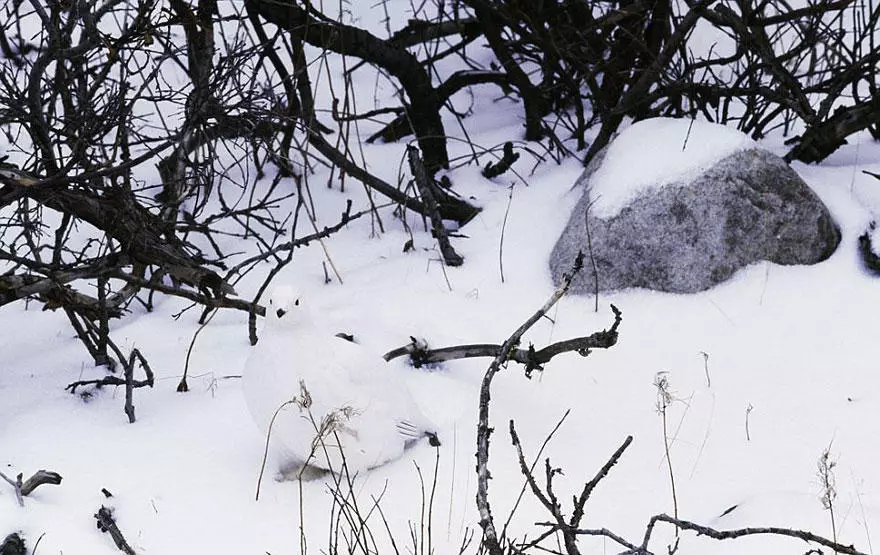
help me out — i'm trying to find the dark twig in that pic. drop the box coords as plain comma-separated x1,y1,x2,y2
509,424,633,555
123,350,149,423
407,146,463,267
509,422,569,548
632,514,870,555
482,142,520,179
501,410,571,544
498,185,514,284
570,436,633,527
66,348,155,421
95,506,136,555
383,305,621,374
178,308,220,392
96,274,111,367
65,372,154,394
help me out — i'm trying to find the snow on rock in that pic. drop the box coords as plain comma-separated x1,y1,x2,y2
589,117,757,218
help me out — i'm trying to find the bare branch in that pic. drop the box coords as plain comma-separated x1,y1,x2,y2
0,469,62,506
476,252,587,555
95,506,137,555
20,470,63,496
632,514,869,555
570,436,633,527
407,146,463,266
383,305,622,375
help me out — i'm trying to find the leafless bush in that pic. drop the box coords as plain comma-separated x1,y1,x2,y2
1,0,876,417
431,0,880,165
0,0,481,416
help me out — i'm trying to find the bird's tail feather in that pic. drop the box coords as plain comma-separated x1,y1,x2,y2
397,420,441,447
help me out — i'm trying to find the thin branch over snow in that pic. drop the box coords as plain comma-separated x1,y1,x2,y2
383,309,621,374
627,514,870,555
474,252,623,555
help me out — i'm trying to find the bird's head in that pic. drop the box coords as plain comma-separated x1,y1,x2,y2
267,285,306,327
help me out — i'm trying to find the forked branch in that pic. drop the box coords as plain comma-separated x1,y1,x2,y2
510,423,633,555
475,252,623,555
0,469,63,507
628,514,869,555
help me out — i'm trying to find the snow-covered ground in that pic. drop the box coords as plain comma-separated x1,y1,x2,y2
2,4,880,555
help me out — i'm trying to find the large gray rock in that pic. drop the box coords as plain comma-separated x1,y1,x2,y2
550,148,841,294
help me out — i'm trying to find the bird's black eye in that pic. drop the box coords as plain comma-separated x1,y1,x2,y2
294,298,300,306
276,308,287,318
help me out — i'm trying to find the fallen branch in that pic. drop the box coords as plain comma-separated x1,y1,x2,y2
785,94,880,164
66,348,154,423
66,371,153,394
407,146,463,267
0,469,62,507
384,305,622,376
20,470,62,496
508,440,869,555
482,142,520,179
630,514,869,555
95,506,136,555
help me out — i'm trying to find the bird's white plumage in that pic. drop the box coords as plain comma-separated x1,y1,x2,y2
244,286,438,475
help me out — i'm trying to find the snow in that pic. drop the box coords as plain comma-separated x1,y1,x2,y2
2,5,880,555
589,117,757,218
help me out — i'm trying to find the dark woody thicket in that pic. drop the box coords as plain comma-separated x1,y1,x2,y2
0,0,876,406
1,1,877,553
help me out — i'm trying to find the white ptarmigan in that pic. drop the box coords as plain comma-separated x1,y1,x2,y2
244,286,440,476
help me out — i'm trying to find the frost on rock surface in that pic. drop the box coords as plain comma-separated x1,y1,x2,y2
551,145,841,294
